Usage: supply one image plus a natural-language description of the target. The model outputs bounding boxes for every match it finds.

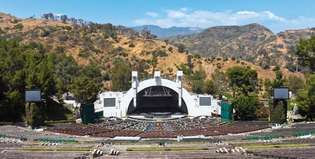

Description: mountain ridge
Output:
[168,23,315,70]
[132,25,203,38]
[0,12,305,91]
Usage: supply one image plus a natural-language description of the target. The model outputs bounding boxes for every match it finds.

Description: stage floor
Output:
[127,114,187,121]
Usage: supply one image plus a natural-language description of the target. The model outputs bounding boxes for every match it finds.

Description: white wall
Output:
[94,77,222,118]
[63,100,80,108]
[119,78,202,117]
[94,92,123,117]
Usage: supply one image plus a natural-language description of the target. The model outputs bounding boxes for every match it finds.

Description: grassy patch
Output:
[44,119,75,124]
[20,146,92,152]
[243,143,310,150]
[127,146,208,152]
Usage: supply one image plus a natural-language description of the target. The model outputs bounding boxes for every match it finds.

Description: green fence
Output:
[95,111,103,119]
[244,129,315,140]
[221,102,233,122]
[80,103,95,124]
[0,134,6,138]
[244,134,281,141]
[35,137,78,143]
[293,129,315,137]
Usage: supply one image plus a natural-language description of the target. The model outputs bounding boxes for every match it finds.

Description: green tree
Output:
[270,100,287,123]
[272,66,285,88]
[25,103,44,128]
[296,36,315,71]
[203,79,215,95]
[176,63,191,76]
[226,66,258,96]
[177,43,186,53]
[266,66,288,123]
[70,62,102,103]
[263,67,286,99]
[111,58,131,91]
[149,55,158,74]
[0,39,86,124]
[0,40,26,121]
[70,75,100,104]
[0,39,61,125]
[212,69,229,97]
[263,79,273,98]
[191,67,206,94]
[287,75,305,95]
[54,55,79,99]
[295,74,315,120]
[232,95,258,120]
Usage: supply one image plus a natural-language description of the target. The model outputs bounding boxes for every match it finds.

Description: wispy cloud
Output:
[134,9,315,32]
[145,12,159,18]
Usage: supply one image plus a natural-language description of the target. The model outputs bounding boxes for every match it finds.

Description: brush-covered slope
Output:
[0,12,303,91]
[169,23,315,69]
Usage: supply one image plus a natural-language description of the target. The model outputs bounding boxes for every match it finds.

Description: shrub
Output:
[14,23,24,30]
[63,26,72,31]
[111,47,126,56]
[55,46,65,53]
[191,67,206,94]
[25,103,44,128]
[0,28,4,34]
[296,36,315,72]
[193,54,201,59]
[168,47,173,52]
[78,50,90,58]
[203,80,215,94]
[153,50,168,57]
[226,66,258,95]
[177,44,186,53]
[255,105,270,119]
[270,100,287,123]
[58,34,68,41]
[111,58,131,91]
[102,33,109,39]
[129,43,135,48]
[192,79,204,94]
[216,63,222,69]
[261,63,270,69]
[39,29,51,37]
[232,95,258,120]
[167,67,173,73]
[287,75,305,94]
[11,18,20,23]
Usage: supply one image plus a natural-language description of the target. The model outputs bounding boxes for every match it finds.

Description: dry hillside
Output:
[0,12,304,91]
[169,23,315,71]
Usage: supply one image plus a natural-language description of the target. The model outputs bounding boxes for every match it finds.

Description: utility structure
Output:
[25,89,43,127]
[270,87,289,123]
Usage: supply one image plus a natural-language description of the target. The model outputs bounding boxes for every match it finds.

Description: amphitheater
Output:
[1,71,315,158]
[93,71,221,118]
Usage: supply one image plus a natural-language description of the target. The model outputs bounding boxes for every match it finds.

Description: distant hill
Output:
[132,25,203,38]
[168,23,315,69]
[0,12,304,91]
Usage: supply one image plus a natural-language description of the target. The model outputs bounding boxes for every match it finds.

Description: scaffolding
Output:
[143,87,172,97]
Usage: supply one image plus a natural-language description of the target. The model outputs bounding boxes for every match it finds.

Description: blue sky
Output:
[1,0,315,32]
